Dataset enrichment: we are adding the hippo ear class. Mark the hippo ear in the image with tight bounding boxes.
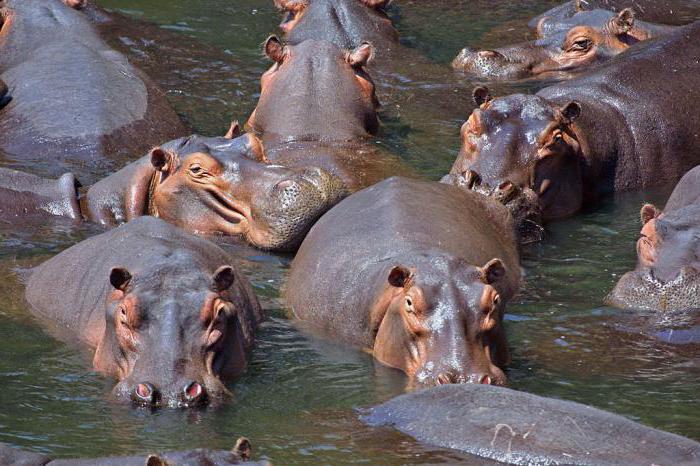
[150,147,174,172]
[472,86,492,107]
[480,259,506,285]
[232,437,252,460]
[224,120,241,139]
[212,265,236,292]
[62,0,87,10]
[244,133,267,162]
[388,265,412,288]
[559,101,581,124]
[347,42,374,67]
[612,8,635,34]
[640,203,659,224]
[110,267,132,292]
[264,36,286,64]
[145,455,167,466]
[274,0,308,11]
[359,0,391,9]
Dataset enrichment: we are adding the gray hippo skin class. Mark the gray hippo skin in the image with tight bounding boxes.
[448,22,700,221]
[364,384,700,465]
[0,168,80,220]
[454,7,676,79]
[25,217,263,407]
[0,0,186,179]
[606,165,700,311]
[286,177,520,386]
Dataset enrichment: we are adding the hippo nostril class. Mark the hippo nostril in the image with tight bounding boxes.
[479,374,492,385]
[132,382,157,405]
[275,179,296,191]
[478,50,499,59]
[461,169,481,189]
[183,381,205,403]
[436,373,454,385]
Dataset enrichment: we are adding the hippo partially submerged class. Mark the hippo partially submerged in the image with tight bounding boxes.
[25,217,263,407]
[606,165,700,311]
[363,384,700,465]
[0,0,186,178]
[286,177,520,386]
[448,22,700,222]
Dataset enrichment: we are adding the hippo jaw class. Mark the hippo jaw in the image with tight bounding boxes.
[606,267,700,312]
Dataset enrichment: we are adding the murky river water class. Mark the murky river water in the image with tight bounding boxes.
[0,0,698,463]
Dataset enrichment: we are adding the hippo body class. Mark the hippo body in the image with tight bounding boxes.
[450,23,700,221]
[606,165,700,311]
[25,217,263,407]
[0,0,186,179]
[287,177,520,386]
[363,384,700,465]
[0,168,80,220]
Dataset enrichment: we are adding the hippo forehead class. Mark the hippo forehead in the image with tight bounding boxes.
[289,39,346,65]
[657,204,700,240]
[485,95,556,147]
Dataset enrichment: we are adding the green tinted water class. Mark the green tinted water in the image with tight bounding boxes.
[0,0,697,463]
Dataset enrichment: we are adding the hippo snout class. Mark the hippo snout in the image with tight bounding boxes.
[123,379,209,408]
[452,47,508,71]
[434,366,506,387]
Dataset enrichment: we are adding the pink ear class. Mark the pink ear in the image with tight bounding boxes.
[150,147,173,172]
[224,120,241,139]
[63,0,87,10]
[347,42,374,67]
[472,86,492,107]
[359,0,390,9]
[640,203,659,224]
[480,259,506,285]
[388,265,411,288]
[264,36,287,64]
[274,0,308,11]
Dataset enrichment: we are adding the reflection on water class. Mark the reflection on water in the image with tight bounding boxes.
[0,0,698,463]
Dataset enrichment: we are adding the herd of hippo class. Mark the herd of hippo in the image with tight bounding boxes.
[1,0,699,464]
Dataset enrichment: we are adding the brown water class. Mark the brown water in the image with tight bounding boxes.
[0,0,698,464]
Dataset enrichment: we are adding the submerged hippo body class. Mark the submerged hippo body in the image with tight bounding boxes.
[0,168,80,220]
[363,384,700,465]
[25,217,263,407]
[247,37,409,190]
[449,23,700,221]
[606,166,700,311]
[454,7,675,79]
[0,0,186,179]
[286,177,520,386]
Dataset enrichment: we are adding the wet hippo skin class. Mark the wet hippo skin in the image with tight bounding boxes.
[363,384,700,465]
[286,177,520,386]
[531,0,700,26]
[449,22,700,221]
[0,168,80,220]
[0,0,186,180]
[606,165,700,311]
[25,217,263,408]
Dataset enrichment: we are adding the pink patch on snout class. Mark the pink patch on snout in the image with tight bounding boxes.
[186,382,203,399]
[136,383,152,398]
[479,375,492,385]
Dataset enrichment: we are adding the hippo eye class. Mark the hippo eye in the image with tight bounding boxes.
[405,296,415,314]
[189,163,204,176]
[569,38,592,52]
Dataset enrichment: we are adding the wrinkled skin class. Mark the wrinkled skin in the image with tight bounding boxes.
[449,23,700,221]
[25,217,263,408]
[606,166,700,311]
[363,384,700,465]
[247,37,410,190]
[0,0,186,179]
[274,0,398,51]
[287,177,520,386]
[453,8,675,79]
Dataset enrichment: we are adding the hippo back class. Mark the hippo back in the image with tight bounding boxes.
[665,165,700,212]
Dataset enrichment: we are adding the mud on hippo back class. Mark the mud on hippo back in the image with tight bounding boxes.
[606,165,700,312]
[25,217,263,408]
[0,0,186,179]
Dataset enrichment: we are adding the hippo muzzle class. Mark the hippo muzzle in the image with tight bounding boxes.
[606,267,700,312]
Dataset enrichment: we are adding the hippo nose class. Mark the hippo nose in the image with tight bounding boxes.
[132,382,158,405]
[182,381,207,405]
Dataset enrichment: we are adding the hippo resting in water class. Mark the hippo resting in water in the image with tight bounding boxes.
[445,22,700,222]
[0,0,186,179]
[246,36,410,191]
[363,384,700,465]
[25,217,263,407]
[0,438,268,465]
[453,7,675,79]
[607,165,700,311]
[286,177,520,386]
[0,132,346,251]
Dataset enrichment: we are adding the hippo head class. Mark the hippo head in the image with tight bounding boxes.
[606,203,700,311]
[453,9,639,79]
[148,132,347,251]
[450,87,583,220]
[274,0,394,49]
[371,256,509,386]
[247,36,379,144]
[94,262,249,407]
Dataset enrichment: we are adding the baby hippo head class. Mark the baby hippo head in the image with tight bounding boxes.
[371,255,510,386]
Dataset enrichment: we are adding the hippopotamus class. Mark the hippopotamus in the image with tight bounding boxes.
[448,22,700,222]
[246,36,410,190]
[25,217,263,407]
[453,7,675,79]
[286,177,520,386]
[531,0,700,28]
[0,0,186,179]
[274,0,398,52]
[0,132,345,251]
[363,384,700,465]
[0,438,268,465]
[606,165,700,311]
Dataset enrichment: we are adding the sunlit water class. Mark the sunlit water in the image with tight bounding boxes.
[0,0,698,463]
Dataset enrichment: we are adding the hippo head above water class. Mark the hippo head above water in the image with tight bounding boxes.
[372,256,510,386]
[453,8,650,79]
[246,36,379,144]
[95,262,248,407]
[449,87,583,221]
